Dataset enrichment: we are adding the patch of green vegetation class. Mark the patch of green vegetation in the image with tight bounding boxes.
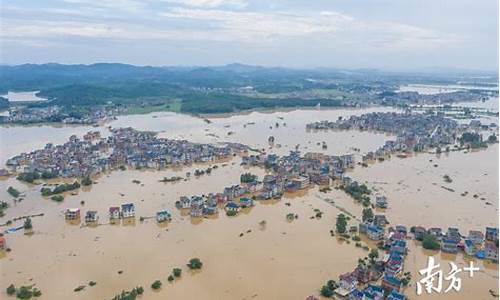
[4,284,42,299]
[40,181,81,196]
[459,132,488,149]
[319,280,338,297]
[240,172,258,183]
[341,184,371,206]
[81,176,93,186]
[17,172,41,183]
[173,268,182,278]
[110,287,144,300]
[7,186,21,198]
[422,234,440,250]
[187,258,203,270]
[0,201,8,217]
[226,210,237,217]
[124,100,182,115]
[151,280,162,290]
[50,195,64,202]
[336,213,347,234]
[362,208,374,222]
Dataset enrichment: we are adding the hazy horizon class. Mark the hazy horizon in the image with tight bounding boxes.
[1,0,499,72]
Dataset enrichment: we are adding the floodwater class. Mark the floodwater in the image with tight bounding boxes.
[398,84,499,95]
[349,145,499,232]
[0,106,498,299]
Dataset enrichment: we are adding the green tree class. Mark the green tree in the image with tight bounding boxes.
[81,176,93,186]
[368,248,379,264]
[151,280,162,290]
[173,268,182,277]
[7,186,21,198]
[488,134,497,143]
[240,173,257,183]
[16,286,33,299]
[33,288,42,297]
[362,208,373,222]
[336,213,347,234]
[422,234,440,250]
[187,258,203,269]
[6,284,16,295]
[320,285,334,297]
[51,195,64,202]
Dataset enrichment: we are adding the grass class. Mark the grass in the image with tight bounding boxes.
[123,100,182,115]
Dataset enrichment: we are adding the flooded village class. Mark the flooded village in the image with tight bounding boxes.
[0,97,498,300]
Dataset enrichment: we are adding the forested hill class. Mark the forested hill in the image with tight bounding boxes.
[1,63,496,114]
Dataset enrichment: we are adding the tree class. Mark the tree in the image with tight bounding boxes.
[336,214,347,234]
[326,280,338,290]
[362,208,373,222]
[51,195,64,202]
[240,173,257,183]
[368,249,379,264]
[167,275,174,282]
[488,134,497,143]
[33,288,42,297]
[6,284,16,295]
[320,285,334,297]
[16,286,33,299]
[187,258,203,269]
[7,186,21,198]
[173,268,182,277]
[151,280,162,290]
[422,234,440,250]
[81,176,93,186]
[24,218,33,230]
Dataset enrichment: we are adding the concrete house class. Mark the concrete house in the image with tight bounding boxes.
[65,208,80,220]
[485,227,499,242]
[484,241,499,262]
[85,211,99,223]
[367,225,385,241]
[336,272,358,297]
[381,275,401,292]
[121,203,135,218]
[109,206,120,219]
[441,237,459,253]
[156,210,172,223]
[375,195,388,208]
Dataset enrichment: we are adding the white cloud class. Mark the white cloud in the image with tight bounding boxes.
[61,0,146,12]
[162,0,247,8]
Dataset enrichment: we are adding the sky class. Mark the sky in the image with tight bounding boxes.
[1,0,498,71]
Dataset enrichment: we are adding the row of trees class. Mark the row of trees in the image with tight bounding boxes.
[6,284,42,299]
[40,181,81,196]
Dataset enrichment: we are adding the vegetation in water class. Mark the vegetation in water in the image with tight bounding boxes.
[151,280,162,290]
[7,186,21,198]
[240,172,258,183]
[187,258,203,269]
[40,181,81,196]
[422,234,440,250]
[336,213,347,234]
